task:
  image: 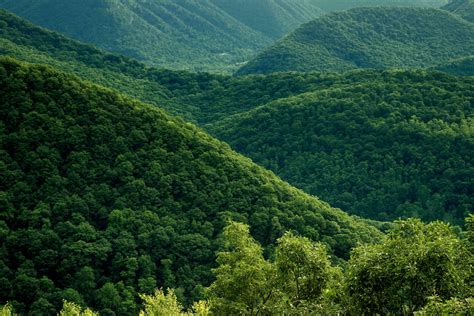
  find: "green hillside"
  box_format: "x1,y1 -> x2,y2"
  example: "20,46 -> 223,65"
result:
209,70 -> 474,225
237,7 -> 474,75
0,57 -> 383,315
0,0 -> 272,73
0,9 -> 355,124
442,0 -> 474,22
2,10 -> 472,227
0,0 -> 449,73
210,0 -> 324,39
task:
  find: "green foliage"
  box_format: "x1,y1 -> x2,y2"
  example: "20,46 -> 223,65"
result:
414,296 -> 474,315
0,10 -> 338,123
138,289 -> 210,316
211,70 -> 474,224
237,7 -> 474,75
139,289 -> 183,316
275,232 -> 334,309
210,0 -> 324,39
313,0 -> 448,12
0,57 -> 382,315
208,222 -> 276,315
345,219 -> 471,314
59,301 -> 98,316
208,222 -> 338,315
1,304 -> 15,316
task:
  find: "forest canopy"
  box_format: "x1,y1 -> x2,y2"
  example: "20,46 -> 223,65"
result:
0,57 -> 382,315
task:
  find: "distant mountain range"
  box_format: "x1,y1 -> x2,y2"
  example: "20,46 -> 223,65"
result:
0,0 -> 325,72
237,7 -> 474,75
0,0 -> 450,73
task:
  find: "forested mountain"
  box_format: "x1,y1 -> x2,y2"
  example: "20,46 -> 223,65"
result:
0,10 -> 382,125
442,0 -> 474,22
0,9 -> 340,124
209,70 -> 474,225
237,7 -> 474,75
0,0 -> 451,73
210,0 -> 324,39
0,57 -> 384,315
0,0 -> 272,73
2,9 -> 472,227
0,0 -> 326,73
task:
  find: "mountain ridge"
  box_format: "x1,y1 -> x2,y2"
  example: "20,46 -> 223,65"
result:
236,6 -> 474,75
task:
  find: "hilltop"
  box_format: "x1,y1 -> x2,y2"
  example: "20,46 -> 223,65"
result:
313,0 -> 448,11
0,0 -> 451,73
0,0 -> 269,72
237,7 -> 474,75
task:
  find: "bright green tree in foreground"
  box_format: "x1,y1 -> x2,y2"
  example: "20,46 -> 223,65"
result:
207,222 -> 276,315
58,301 -> 98,316
345,219 -> 470,315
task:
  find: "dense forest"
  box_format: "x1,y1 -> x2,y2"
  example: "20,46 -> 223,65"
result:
237,7 -> 474,75
313,0 -> 449,11
0,0 -> 451,73
1,10 -> 472,226
2,218 -> 473,315
0,1 -> 473,314
0,58 -> 385,315
0,10 -> 340,123
210,70 -> 474,224
0,0 -> 325,73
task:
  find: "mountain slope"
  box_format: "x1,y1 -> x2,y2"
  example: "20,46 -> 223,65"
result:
209,70 -> 474,224
442,0 -> 474,22
0,0 -> 272,73
237,7 -> 474,75
0,57 -> 383,315
0,9 -> 360,125
210,0 -> 324,39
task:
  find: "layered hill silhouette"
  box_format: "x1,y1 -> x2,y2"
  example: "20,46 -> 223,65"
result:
0,0 -> 451,73
237,7 -> 474,75
442,0 -> 474,22
0,57 -> 383,314
1,9 -> 472,228
0,0 -> 325,73
210,70 -> 474,224
0,9 -> 353,124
